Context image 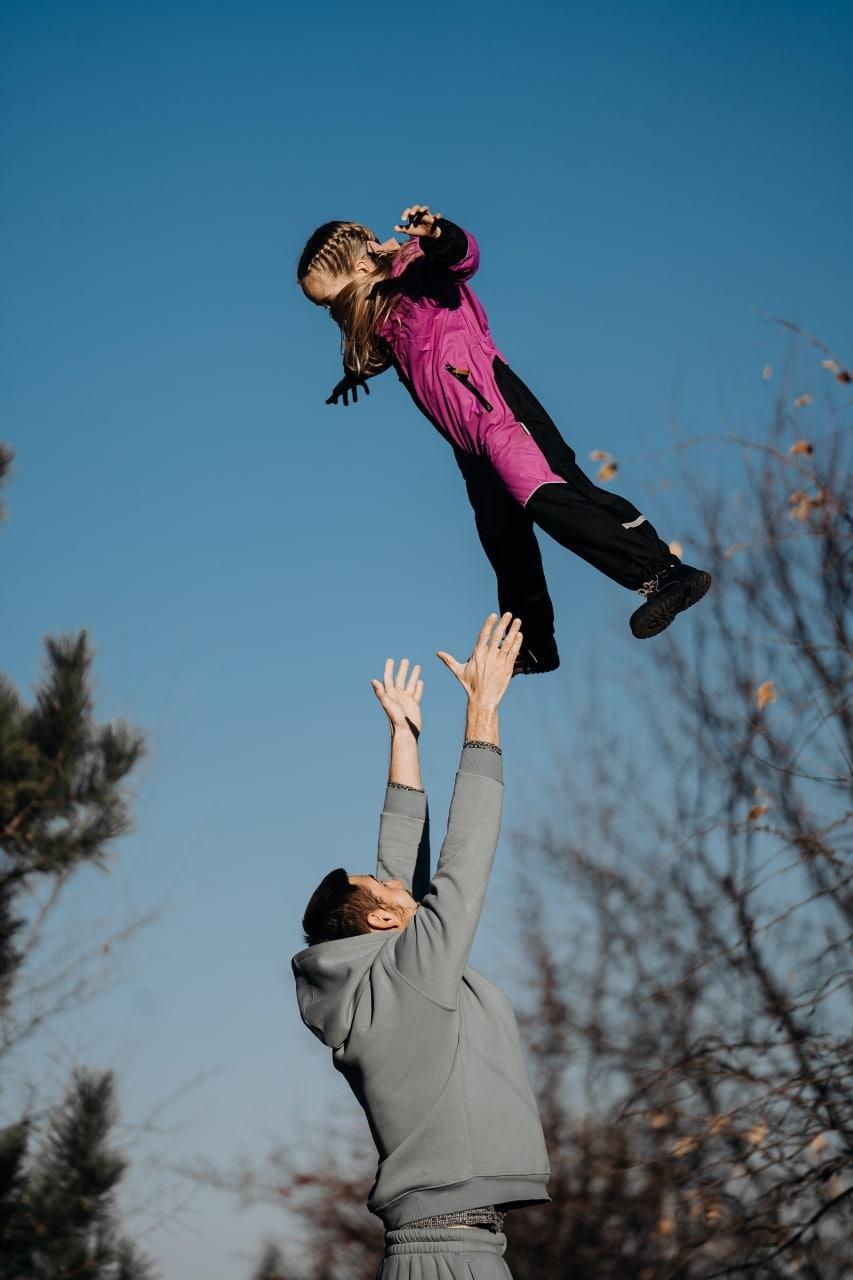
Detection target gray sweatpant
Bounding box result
[378,1226,514,1279]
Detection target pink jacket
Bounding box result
[374,229,564,506]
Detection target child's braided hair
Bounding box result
[297,221,409,377]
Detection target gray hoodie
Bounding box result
[291,745,550,1228]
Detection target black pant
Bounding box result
[456,361,674,642]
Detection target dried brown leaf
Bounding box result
[747,804,770,821]
[794,393,812,408]
[789,440,813,456]
[789,491,811,521]
[821,359,839,372]
[762,364,773,381]
[668,540,683,558]
[756,681,776,710]
[809,1132,827,1158]
[672,1136,697,1157]
[589,449,611,462]
[597,462,618,483]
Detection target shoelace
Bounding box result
[639,565,678,598]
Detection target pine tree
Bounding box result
[0,1072,155,1280]
[0,443,155,1276]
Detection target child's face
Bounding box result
[301,259,374,309]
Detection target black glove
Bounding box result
[325,370,370,407]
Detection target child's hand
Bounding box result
[326,371,370,407]
[394,205,443,238]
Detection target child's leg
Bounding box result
[492,360,673,589]
[456,451,559,668]
[525,477,673,590]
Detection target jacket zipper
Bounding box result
[444,364,494,413]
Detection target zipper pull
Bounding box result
[444,365,494,412]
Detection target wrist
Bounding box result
[464,701,499,747]
[390,720,419,740]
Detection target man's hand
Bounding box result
[371,658,424,738]
[436,613,522,710]
[326,370,370,407]
[394,205,443,239]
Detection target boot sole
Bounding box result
[513,644,560,677]
[513,659,560,677]
[630,571,712,639]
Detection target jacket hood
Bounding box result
[292,933,388,1050]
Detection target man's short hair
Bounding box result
[302,868,384,947]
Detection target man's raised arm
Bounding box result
[390,614,522,1008]
[372,658,431,900]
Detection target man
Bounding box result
[292,613,550,1279]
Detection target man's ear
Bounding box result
[367,907,400,932]
[353,257,374,276]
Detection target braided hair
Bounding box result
[297,221,407,377]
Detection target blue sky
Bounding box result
[1,1,851,1275]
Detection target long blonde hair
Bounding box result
[297,221,408,376]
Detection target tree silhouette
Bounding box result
[0,443,154,1278]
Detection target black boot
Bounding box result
[629,563,712,639]
[513,634,560,676]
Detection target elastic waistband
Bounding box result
[385,1226,507,1257]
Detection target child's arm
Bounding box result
[394,204,480,281]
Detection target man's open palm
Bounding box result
[436,613,522,707]
[371,658,424,736]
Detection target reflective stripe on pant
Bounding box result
[493,360,674,590]
[378,1226,514,1280]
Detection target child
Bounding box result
[297,205,710,672]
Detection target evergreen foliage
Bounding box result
[0,631,144,1016]
[0,444,13,523]
[0,1071,155,1280]
[1,441,153,1276]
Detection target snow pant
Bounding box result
[456,360,674,643]
[377,1226,514,1280]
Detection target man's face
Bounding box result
[349,875,419,932]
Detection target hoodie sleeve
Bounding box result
[388,746,503,1007]
[376,786,432,901]
[419,219,480,282]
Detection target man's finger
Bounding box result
[406,663,421,694]
[474,613,499,653]
[500,618,522,651]
[487,612,513,651]
[383,657,395,691]
[507,628,524,660]
[396,658,410,689]
[414,679,424,703]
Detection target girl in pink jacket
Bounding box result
[298,205,710,672]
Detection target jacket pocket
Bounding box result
[444,364,494,413]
